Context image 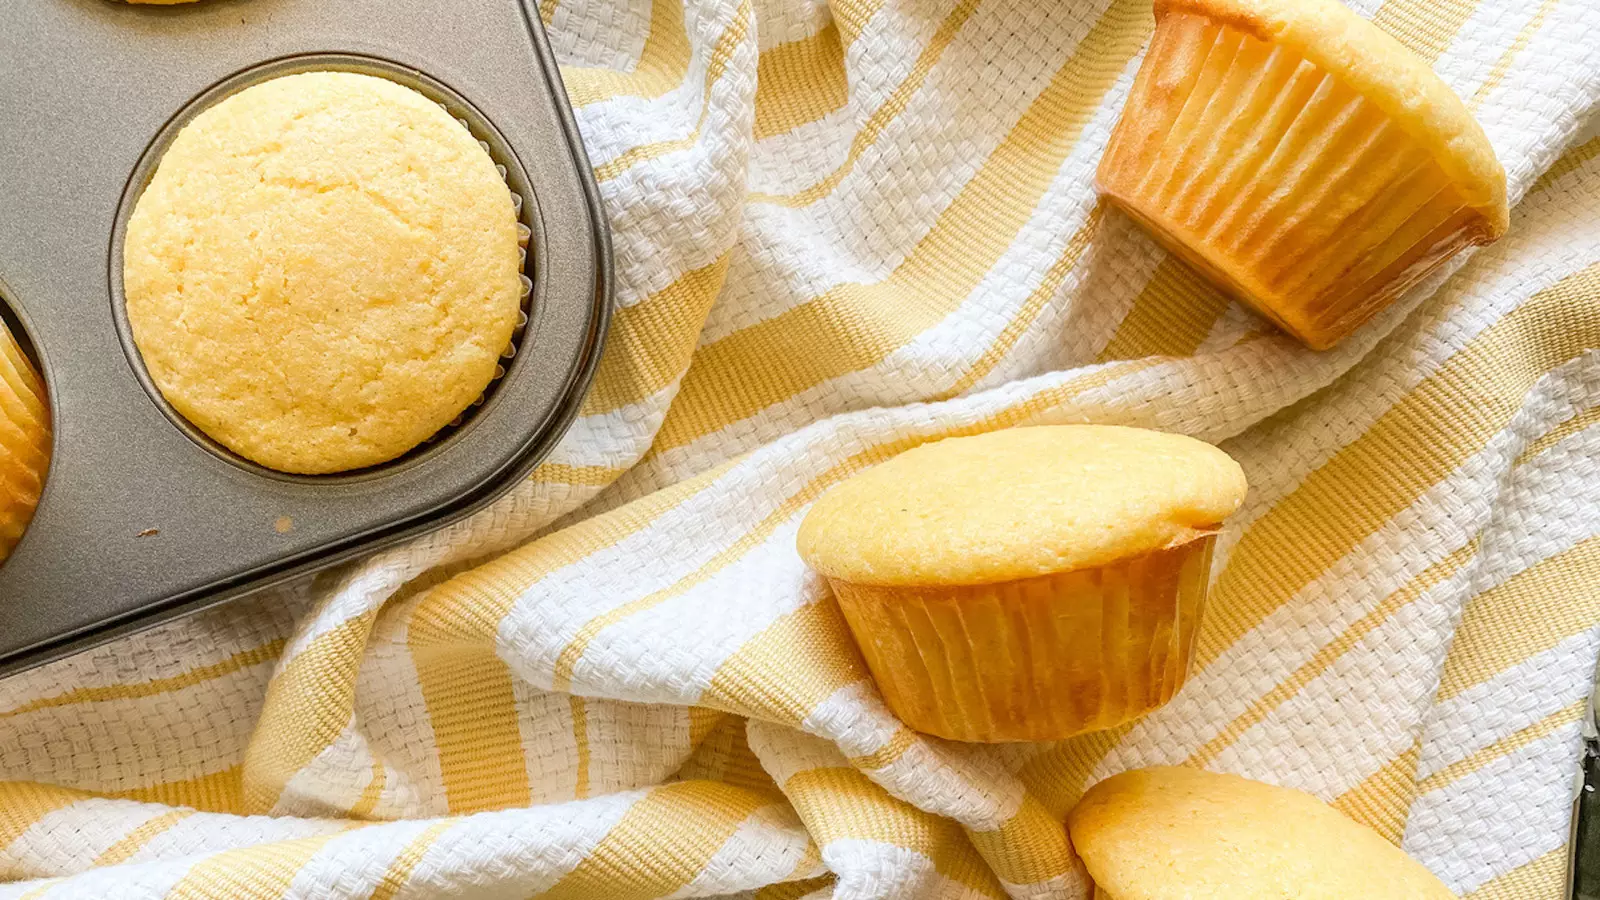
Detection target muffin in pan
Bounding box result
[123,71,524,475]
[797,425,1247,743]
[1098,0,1507,350]
[0,320,49,563]
[1069,767,1456,898]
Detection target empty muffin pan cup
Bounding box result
[0,0,612,674]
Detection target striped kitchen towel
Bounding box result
[1,0,1599,896]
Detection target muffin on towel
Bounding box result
[1097,0,1507,350]
[124,71,523,474]
[797,425,1247,743]
[1069,766,1456,898]
[0,320,49,563]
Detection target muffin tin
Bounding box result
[0,0,612,674]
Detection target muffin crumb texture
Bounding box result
[123,71,522,474]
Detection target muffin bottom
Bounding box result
[830,536,1215,743]
[1101,183,1478,351]
[1102,191,1289,334]
[1094,10,1499,350]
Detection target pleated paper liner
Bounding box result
[0,321,49,562]
[1096,10,1500,350]
[829,534,1216,744]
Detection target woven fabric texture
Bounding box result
[3,0,1600,896]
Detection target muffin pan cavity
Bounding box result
[111,55,542,484]
[0,0,611,673]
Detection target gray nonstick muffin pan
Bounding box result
[0,0,612,674]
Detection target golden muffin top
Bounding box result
[1162,0,1508,238]
[796,425,1246,587]
[124,71,522,474]
[1069,767,1457,899]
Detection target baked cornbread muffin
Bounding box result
[0,320,49,563]
[124,71,523,474]
[1069,767,1456,898]
[1098,0,1507,350]
[797,426,1247,743]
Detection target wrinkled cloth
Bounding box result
[3,0,1600,896]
